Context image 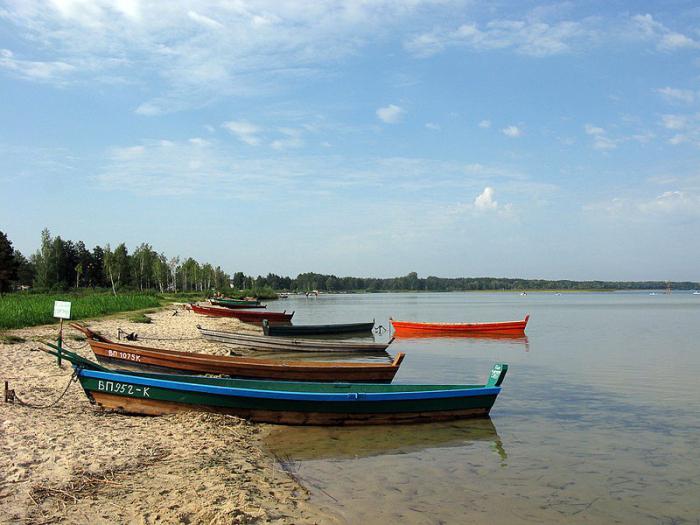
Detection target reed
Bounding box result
[0,293,161,330]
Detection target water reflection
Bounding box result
[264,418,507,463]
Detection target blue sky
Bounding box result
[1,1,699,280]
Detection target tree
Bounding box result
[14,251,35,286]
[75,262,83,288]
[103,244,118,296]
[88,246,105,287]
[32,228,54,289]
[113,243,130,288]
[168,257,180,292]
[232,272,246,289]
[0,231,19,295]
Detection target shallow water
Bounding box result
[264,292,700,524]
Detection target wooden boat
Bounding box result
[198,326,394,353]
[42,345,509,425]
[70,323,404,382]
[190,303,294,324]
[262,319,375,336]
[390,315,529,336]
[209,298,266,309]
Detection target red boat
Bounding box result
[190,304,294,324]
[390,315,529,336]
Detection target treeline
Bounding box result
[234,271,700,292]
[0,229,230,294]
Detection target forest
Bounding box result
[0,229,230,295]
[1,230,697,295]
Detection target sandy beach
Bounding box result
[0,306,335,524]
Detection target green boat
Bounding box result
[209,297,265,309]
[43,345,509,426]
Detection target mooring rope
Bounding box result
[61,340,90,350]
[10,370,78,409]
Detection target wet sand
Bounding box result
[0,306,336,524]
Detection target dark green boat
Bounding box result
[210,298,266,309]
[43,345,508,426]
[262,319,375,336]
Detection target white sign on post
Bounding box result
[53,301,72,320]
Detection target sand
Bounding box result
[0,305,337,524]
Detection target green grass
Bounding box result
[0,293,162,330]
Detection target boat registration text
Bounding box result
[107,349,142,362]
[97,380,150,398]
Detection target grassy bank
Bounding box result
[0,293,163,330]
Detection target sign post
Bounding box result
[53,301,72,367]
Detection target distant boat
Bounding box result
[693,291,700,295]
[520,292,527,296]
[189,303,294,324]
[649,292,657,296]
[391,315,529,336]
[210,298,266,309]
[262,319,375,336]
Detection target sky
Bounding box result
[1,0,699,281]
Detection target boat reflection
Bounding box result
[392,331,528,341]
[264,418,506,463]
[395,332,530,352]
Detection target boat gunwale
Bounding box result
[78,368,502,401]
[87,338,402,370]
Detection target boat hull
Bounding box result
[199,327,393,353]
[391,315,529,336]
[77,369,503,425]
[190,304,293,324]
[210,298,266,309]
[86,338,402,382]
[263,321,375,336]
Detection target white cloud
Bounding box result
[425,122,440,131]
[406,17,596,58]
[474,187,498,210]
[592,135,617,150]
[656,87,695,104]
[0,1,442,113]
[658,113,700,146]
[660,32,697,51]
[661,114,687,130]
[584,124,605,135]
[585,189,700,218]
[584,124,625,150]
[187,10,223,29]
[270,128,303,150]
[95,139,543,201]
[0,48,75,82]
[668,134,688,145]
[377,104,405,124]
[639,191,699,214]
[501,125,522,137]
[478,120,491,128]
[222,120,263,146]
[630,14,699,52]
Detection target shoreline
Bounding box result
[0,306,334,524]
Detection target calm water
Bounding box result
[264,292,700,524]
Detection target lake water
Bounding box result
[264,292,700,524]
